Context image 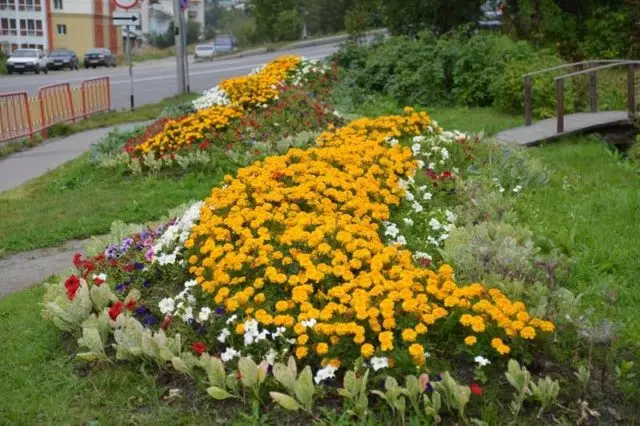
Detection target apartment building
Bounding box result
[137,0,204,36]
[0,0,122,55]
[0,0,48,53]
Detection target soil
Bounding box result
[0,239,90,298]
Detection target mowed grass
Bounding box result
[0,284,223,424]
[0,154,228,255]
[516,137,640,342]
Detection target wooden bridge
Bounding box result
[496,60,639,146]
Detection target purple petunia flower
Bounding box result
[143,279,152,288]
[143,315,158,327]
[145,248,154,262]
[215,307,225,316]
[105,246,119,260]
[135,305,150,316]
[197,325,207,335]
[115,283,127,293]
[134,262,144,270]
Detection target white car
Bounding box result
[6,49,49,75]
[194,44,216,61]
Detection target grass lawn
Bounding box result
[0,284,225,424]
[0,154,228,256]
[517,137,640,343]
[0,94,197,160]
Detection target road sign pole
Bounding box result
[126,25,134,110]
[173,0,186,94]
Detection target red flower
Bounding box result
[191,342,207,355]
[93,276,105,286]
[125,299,137,312]
[470,383,483,396]
[108,301,124,321]
[123,264,134,273]
[160,315,173,330]
[65,274,81,300]
[73,253,83,268]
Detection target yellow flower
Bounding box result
[379,331,394,351]
[297,334,309,345]
[295,346,308,359]
[408,343,425,365]
[520,326,536,340]
[360,343,375,358]
[316,342,329,355]
[275,301,289,312]
[402,328,417,342]
[464,336,477,346]
[235,323,245,335]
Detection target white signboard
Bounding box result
[112,11,140,26]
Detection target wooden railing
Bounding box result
[522,60,640,131]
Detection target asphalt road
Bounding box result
[0,43,339,110]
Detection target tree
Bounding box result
[382,0,484,36]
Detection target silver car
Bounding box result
[194,44,216,61]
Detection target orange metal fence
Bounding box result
[0,92,34,142]
[0,77,111,143]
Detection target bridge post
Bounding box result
[590,64,598,113]
[556,78,564,133]
[628,64,636,118]
[524,77,533,126]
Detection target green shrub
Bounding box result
[583,7,631,59]
[493,49,574,119]
[452,35,536,107]
[274,9,301,41]
[0,50,6,74]
[629,138,640,163]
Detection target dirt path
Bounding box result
[0,239,89,298]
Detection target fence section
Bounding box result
[0,92,34,142]
[0,77,111,143]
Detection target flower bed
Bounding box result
[43,109,558,422]
[111,56,335,172]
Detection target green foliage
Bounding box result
[505,359,532,418]
[274,9,302,41]
[493,49,574,118]
[371,376,407,424]
[530,376,560,418]
[0,50,7,74]
[629,138,640,164]
[431,372,470,421]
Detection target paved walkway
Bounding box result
[0,122,147,192]
[495,111,632,145]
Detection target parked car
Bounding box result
[6,49,49,75]
[194,44,216,61]
[47,49,80,70]
[213,35,237,54]
[84,48,117,68]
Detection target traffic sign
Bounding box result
[113,0,139,9]
[112,11,140,26]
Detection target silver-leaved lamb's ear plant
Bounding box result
[270,356,315,413]
[431,372,470,422]
[505,359,532,420]
[238,357,269,403]
[402,374,442,425]
[201,353,239,401]
[76,311,111,362]
[337,368,370,419]
[371,376,407,426]
[529,375,560,419]
[42,278,93,332]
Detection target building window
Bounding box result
[57,24,66,35]
[53,0,62,10]
[0,0,16,11]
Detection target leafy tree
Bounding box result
[382,0,484,36]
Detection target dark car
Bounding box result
[47,49,80,70]
[83,48,117,69]
[213,35,237,54]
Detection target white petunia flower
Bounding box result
[413,251,432,261]
[405,191,415,201]
[265,348,278,365]
[403,218,414,226]
[272,327,287,338]
[412,143,422,155]
[301,318,317,329]
[445,210,457,223]
[92,273,107,282]
[185,279,198,288]
[396,235,407,245]
[221,347,240,362]
[226,314,238,325]
[387,138,399,147]
[423,192,433,201]
[371,357,389,371]
[474,356,491,367]
[217,328,231,343]
[429,218,442,230]
[412,201,424,213]
[187,295,197,305]
[417,160,425,168]
[198,307,212,322]
[314,365,338,384]
[159,298,175,315]
[513,185,523,193]
[182,306,194,322]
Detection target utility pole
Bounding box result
[183,8,190,93]
[126,25,134,109]
[173,0,186,94]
